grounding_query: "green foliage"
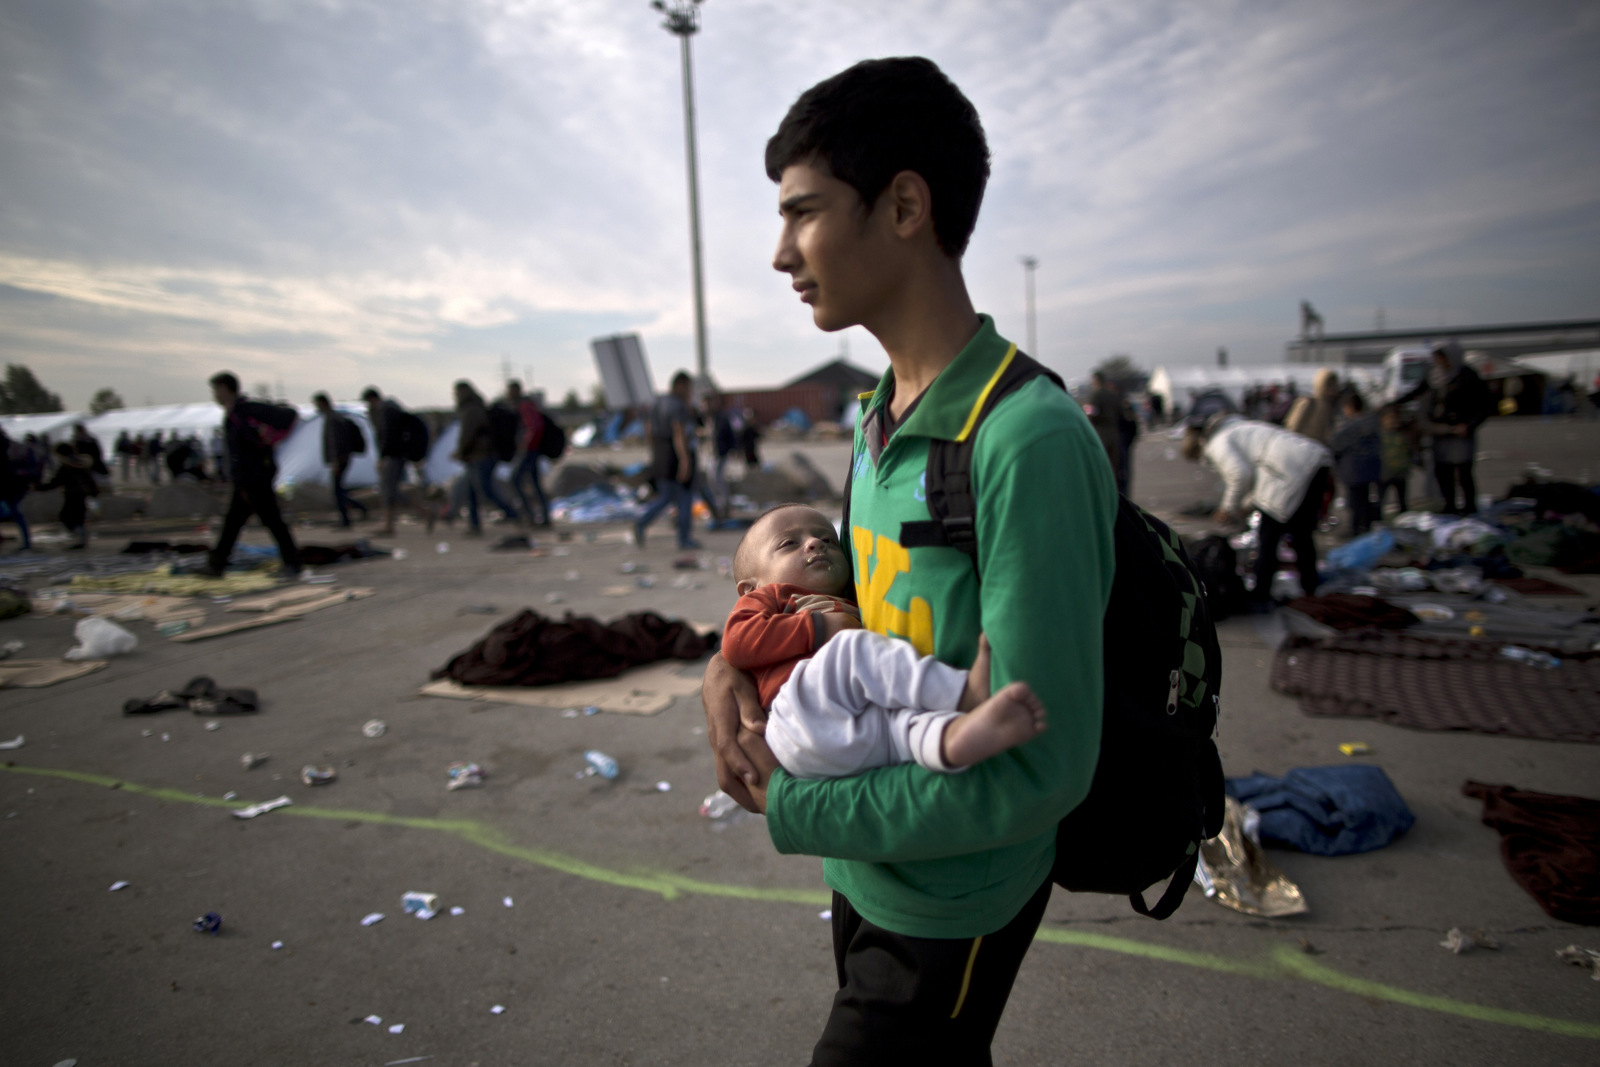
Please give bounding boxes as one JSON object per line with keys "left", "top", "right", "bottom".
{"left": 0, "top": 364, "right": 64, "bottom": 414}
{"left": 562, "top": 389, "right": 583, "bottom": 411}
{"left": 89, "top": 388, "right": 125, "bottom": 415}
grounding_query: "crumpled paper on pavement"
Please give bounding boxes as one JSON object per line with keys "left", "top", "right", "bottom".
{"left": 1194, "top": 796, "right": 1309, "bottom": 917}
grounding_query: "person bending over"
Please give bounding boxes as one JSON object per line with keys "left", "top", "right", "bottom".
{"left": 723, "top": 504, "right": 1045, "bottom": 779}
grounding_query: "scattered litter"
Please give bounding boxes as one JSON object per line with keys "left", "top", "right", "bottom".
{"left": 655, "top": 781, "right": 671, "bottom": 792}
{"left": 232, "top": 796, "right": 292, "bottom": 819}
{"left": 52, "top": 1060, "right": 76, "bottom": 1067}
{"left": 157, "top": 620, "right": 192, "bottom": 637}
{"left": 1557, "top": 944, "right": 1600, "bottom": 980}
{"left": 620, "top": 561, "right": 643, "bottom": 574}
{"left": 402, "top": 891, "right": 439, "bottom": 919}
{"left": 161, "top": 732, "right": 170, "bottom": 742}
{"left": 449, "top": 905, "right": 465, "bottom": 916}
{"left": 560, "top": 707, "right": 579, "bottom": 718}
{"left": 363, "top": 719, "right": 387, "bottom": 738}
{"left": 819, "top": 909, "right": 832, "bottom": 921}
{"left": 388, "top": 1024, "right": 405, "bottom": 1035}
{"left": 222, "top": 791, "right": 238, "bottom": 800}
{"left": 363, "top": 1014, "right": 383, "bottom": 1025}
{"left": 636, "top": 575, "right": 657, "bottom": 589}
{"left": 491, "top": 1004, "right": 506, "bottom": 1014}
{"left": 64, "top": 617, "right": 139, "bottom": 660}
{"left": 1194, "top": 797, "right": 1309, "bottom": 917}
{"left": 582, "top": 750, "right": 619, "bottom": 780}
{"left": 385, "top": 1058, "right": 432, "bottom": 1066}
{"left": 204, "top": 721, "right": 220, "bottom": 731}
{"left": 565, "top": 569, "right": 580, "bottom": 581}
{"left": 301, "top": 765, "right": 337, "bottom": 786}
{"left": 141, "top": 729, "right": 152, "bottom": 737}
{"left": 545, "top": 592, "right": 566, "bottom": 604}
{"left": 583, "top": 705, "right": 600, "bottom": 716}
{"left": 446, "top": 761, "right": 486, "bottom": 790}
{"left": 0, "top": 735, "right": 23, "bottom": 750}
{"left": 1440, "top": 927, "right": 1499, "bottom": 954}
{"left": 436, "top": 542, "right": 450, "bottom": 554}
{"left": 1337, "top": 742, "right": 1371, "bottom": 756}
{"left": 361, "top": 913, "right": 385, "bottom": 927}
{"left": 1500, "top": 645, "right": 1560, "bottom": 669}
{"left": 192, "top": 912, "right": 222, "bottom": 935}
{"left": 271, "top": 940, "right": 284, "bottom": 950}
{"left": 240, "top": 752, "right": 269, "bottom": 769}
{"left": 109, "top": 880, "right": 131, "bottom": 892}
{"left": 502, "top": 896, "right": 513, "bottom": 908}
{"left": 700, "top": 790, "right": 742, "bottom": 820}
{"left": 391, "top": 549, "right": 408, "bottom": 561}
{"left": 457, "top": 604, "right": 499, "bottom": 615}
{"left": 1410, "top": 603, "right": 1455, "bottom": 622}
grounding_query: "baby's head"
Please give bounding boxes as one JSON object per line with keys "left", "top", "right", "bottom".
{"left": 733, "top": 504, "right": 852, "bottom": 598}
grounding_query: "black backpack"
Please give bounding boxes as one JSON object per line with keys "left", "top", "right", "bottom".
{"left": 538, "top": 414, "right": 567, "bottom": 459}
{"left": 397, "top": 410, "right": 430, "bottom": 462}
{"left": 335, "top": 414, "right": 367, "bottom": 456}
{"left": 845, "top": 351, "right": 1225, "bottom": 920}
{"left": 488, "top": 403, "right": 521, "bottom": 462}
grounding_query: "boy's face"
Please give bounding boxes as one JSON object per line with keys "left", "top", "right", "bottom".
{"left": 772, "top": 161, "right": 899, "bottom": 333}
{"left": 736, "top": 506, "right": 851, "bottom": 597}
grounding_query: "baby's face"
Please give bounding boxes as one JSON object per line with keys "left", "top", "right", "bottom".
{"left": 742, "top": 507, "right": 851, "bottom": 596}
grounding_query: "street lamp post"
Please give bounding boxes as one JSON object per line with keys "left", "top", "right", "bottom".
{"left": 652, "top": 0, "right": 710, "bottom": 385}
{"left": 1020, "top": 256, "right": 1038, "bottom": 357}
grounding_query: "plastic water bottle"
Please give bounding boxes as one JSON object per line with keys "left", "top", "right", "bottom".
{"left": 583, "top": 750, "right": 619, "bottom": 780}
{"left": 1499, "top": 646, "right": 1560, "bottom": 669}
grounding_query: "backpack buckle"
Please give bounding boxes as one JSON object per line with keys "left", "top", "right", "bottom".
{"left": 941, "top": 516, "right": 977, "bottom": 555}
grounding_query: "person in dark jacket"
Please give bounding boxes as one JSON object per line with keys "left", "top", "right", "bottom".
{"left": 0, "top": 429, "right": 33, "bottom": 551}
{"left": 38, "top": 442, "right": 98, "bottom": 549}
{"left": 503, "top": 379, "right": 550, "bottom": 527}
{"left": 451, "top": 379, "right": 519, "bottom": 536}
{"left": 1330, "top": 392, "right": 1382, "bottom": 536}
{"left": 314, "top": 393, "right": 369, "bottom": 528}
{"left": 201, "top": 372, "right": 302, "bottom": 578}
{"left": 1411, "top": 340, "right": 1493, "bottom": 515}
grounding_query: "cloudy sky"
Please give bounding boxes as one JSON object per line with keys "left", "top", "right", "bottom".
{"left": 2, "top": 0, "right": 1596, "bottom": 411}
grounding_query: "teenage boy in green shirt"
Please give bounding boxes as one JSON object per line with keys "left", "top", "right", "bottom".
{"left": 702, "top": 56, "right": 1117, "bottom": 1065}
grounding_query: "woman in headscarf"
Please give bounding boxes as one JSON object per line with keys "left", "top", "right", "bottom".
{"left": 1283, "top": 368, "right": 1340, "bottom": 445}
{"left": 1182, "top": 413, "right": 1332, "bottom": 607}
{"left": 1415, "top": 341, "right": 1492, "bottom": 515}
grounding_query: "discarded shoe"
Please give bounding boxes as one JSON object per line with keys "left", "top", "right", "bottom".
{"left": 123, "top": 676, "right": 260, "bottom": 716}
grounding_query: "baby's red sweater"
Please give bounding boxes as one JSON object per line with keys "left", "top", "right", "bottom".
{"left": 722, "top": 583, "right": 859, "bottom": 707}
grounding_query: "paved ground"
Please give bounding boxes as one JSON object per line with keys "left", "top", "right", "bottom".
{"left": 2, "top": 417, "right": 1598, "bottom": 1065}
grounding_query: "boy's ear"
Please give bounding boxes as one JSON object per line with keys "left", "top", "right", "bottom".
{"left": 736, "top": 577, "right": 758, "bottom": 596}
{"left": 884, "top": 170, "right": 933, "bottom": 241}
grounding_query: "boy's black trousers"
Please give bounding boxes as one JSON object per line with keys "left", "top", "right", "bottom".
{"left": 810, "top": 876, "right": 1053, "bottom": 1067}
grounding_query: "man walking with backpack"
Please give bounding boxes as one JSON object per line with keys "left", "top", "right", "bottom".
{"left": 313, "top": 393, "right": 370, "bottom": 528}
{"left": 503, "top": 379, "right": 552, "bottom": 527}
{"left": 701, "top": 58, "right": 1121, "bottom": 1064}
{"left": 201, "top": 372, "right": 302, "bottom": 579}
{"left": 362, "top": 387, "right": 432, "bottom": 536}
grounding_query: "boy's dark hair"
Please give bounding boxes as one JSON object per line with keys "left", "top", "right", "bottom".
{"left": 671, "top": 371, "right": 693, "bottom": 391}
{"left": 1344, "top": 392, "right": 1365, "bottom": 413}
{"left": 312, "top": 392, "right": 331, "bottom": 407}
{"left": 765, "top": 56, "right": 990, "bottom": 258}
{"left": 209, "top": 372, "right": 240, "bottom": 394}
{"left": 361, "top": 387, "right": 381, "bottom": 402}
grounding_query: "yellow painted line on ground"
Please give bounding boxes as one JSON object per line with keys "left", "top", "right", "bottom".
{"left": 6, "top": 763, "right": 1597, "bottom": 1039}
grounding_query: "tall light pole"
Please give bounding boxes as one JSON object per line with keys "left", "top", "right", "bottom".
{"left": 652, "top": 0, "right": 709, "bottom": 385}
{"left": 1020, "top": 256, "right": 1038, "bottom": 357}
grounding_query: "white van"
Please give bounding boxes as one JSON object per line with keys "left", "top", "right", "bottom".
{"left": 1377, "top": 346, "right": 1433, "bottom": 404}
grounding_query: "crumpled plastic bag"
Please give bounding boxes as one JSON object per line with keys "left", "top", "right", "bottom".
{"left": 1194, "top": 796, "right": 1309, "bottom": 917}
{"left": 64, "top": 616, "right": 138, "bottom": 661}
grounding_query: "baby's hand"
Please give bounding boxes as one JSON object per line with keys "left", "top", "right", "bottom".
{"left": 814, "top": 611, "right": 863, "bottom": 644}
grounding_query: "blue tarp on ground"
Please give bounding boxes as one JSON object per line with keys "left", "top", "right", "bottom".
{"left": 1226, "top": 765, "right": 1416, "bottom": 856}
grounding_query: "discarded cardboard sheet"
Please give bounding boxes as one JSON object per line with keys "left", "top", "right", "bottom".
{"left": 418, "top": 659, "right": 704, "bottom": 715}
{"left": 170, "top": 588, "right": 374, "bottom": 643}
{"left": 33, "top": 593, "right": 207, "bottom": 626}
{"left": 70, "top": 566, "right": 280, "bottom": 596}
{"left": 226, "top": 585, "right": 361, "bottom": 613}
{"left": 0, "top": 658, "right": 109, "bottom": 689}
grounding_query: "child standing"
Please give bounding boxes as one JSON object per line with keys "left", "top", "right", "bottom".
{"left": 1378, "top": 403, "right": 1414, "bottom": 516}
{"left": 38, "top": 442, "right": 98, "bottom": 549}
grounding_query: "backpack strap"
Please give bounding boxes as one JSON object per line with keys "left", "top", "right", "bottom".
{"left": 899, "top": 347, "right": 1063, "bottom": 570}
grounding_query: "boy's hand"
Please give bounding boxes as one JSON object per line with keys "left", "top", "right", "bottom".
{"left": 814, "top": 611, "right": 862, "bottom": 644}
{"left": 702, "top": 653, "right": 769, "bottom": 813}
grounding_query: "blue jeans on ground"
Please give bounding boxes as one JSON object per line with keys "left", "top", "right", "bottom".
{"left": 636, "top": 479, "right": 694, "bottom": 548}
{"left": 465, "top": 457, "right": 519, "bottom": 531}
{"left": 509, "top": 452, "right": 549, "bottom": 524}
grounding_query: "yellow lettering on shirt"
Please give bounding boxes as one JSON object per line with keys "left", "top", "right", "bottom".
{"left": 852, "top": 526, "right": 935, "bottom": 656}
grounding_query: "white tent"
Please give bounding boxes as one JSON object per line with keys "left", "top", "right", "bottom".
{"left": 1147, "top": 363, "right": 1379, "bottom": 415}
{"left": 272, "top": 405, "right": 379, "bottom": 490}
{"left": 0, "top": 411, "right": 84, "bottom": 442}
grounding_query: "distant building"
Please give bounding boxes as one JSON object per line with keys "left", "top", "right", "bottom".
{"left": 1286, "top": 318, "right": 1600, "bottom": 364}
{"left": 720, "top": 357, "right": 882, "bottom": 427}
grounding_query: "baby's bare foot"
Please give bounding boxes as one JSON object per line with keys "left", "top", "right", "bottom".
{"left": 958, "top": 634, "right": 993, "bottom": 712}
{"left": 942, "top": 681, "right": 1047, "bottom": 768}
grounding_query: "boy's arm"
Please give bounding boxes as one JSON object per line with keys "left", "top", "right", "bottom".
{"left": 722, "top": 588, "right": 817, "bottom": 672}
{"left": 765, "top": 418, "right": 1116, "bottom": 862}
